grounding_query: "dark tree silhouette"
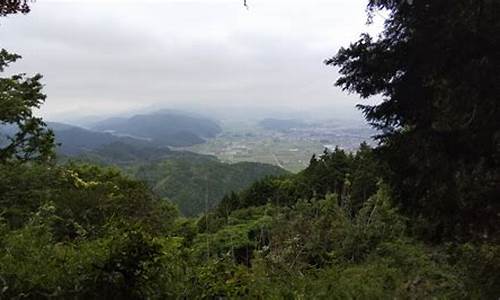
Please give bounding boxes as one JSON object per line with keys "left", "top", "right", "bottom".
{"left": 0, "top": 0, "right": 31, "bottom": 16}
{"left": 327, "top": 0, "right": 500, "bottom": 241}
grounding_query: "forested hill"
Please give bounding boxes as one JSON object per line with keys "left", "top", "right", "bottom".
{"left": 65, "top": 142, "right": 289, "bottom": 216}
{"left": 91, "top": 111, "right": 222, "bottom": 147}
{"left": 134, "top": 158, "right": 289, "bottom": 216}
{"left": 46, "top": 111, "right": 222, "bottom": 154}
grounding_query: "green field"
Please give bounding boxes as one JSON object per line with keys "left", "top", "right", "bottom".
{"left": 177, "top": 121, "right": 371, "bottom": 173}
{"left": 184, "top": 134, "right": 322, "bottom": 173}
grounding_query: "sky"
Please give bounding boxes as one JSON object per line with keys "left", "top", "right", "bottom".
{"left": 0, "top": 0, "right": 384, "bottom": 122}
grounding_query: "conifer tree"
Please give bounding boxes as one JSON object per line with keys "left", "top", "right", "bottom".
{"left": 327, "top": 0, "right": 500, "bottom": 240}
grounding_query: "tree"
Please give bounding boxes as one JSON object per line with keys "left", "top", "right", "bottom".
{"left": 350, "top": 143, "right": 382, "bottom": 212}
{"left": 0, "top": 1, "right": 55, "bottom": 162}
{"left": 0, "top": 0, "right": 30, "bottom": 16}
{"left": 327, "top": 0, "right": 500, "bottom": 240}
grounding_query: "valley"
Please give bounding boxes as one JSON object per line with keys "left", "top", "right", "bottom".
{"left": 179, "top": 119, "right": 376, "bottom": 173}
{"left": 46, "top": 110, "right": 373, "bottom": 214}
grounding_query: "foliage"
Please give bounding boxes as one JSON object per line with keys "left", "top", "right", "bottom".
{"left": 218, "top": 145, "right": 383, "bottom": 214}
{"left": 133, "top": 156, "right": 289, "bottom": 216}
{"left": 62, "top": 142, "right": 289, "bottom": 217}
{"left": 0, "top": 163, "right": 177, "bottom": 236}
{"left": 0, "top": 162, "right": 182, "bottom": 299}
{"left": 183, "top": 186, "right": 469, "bottom": 299}
{"left": 0, "top": 49, "right": 55, "bottom": 163}
{"left": 0, "top": 1, "right": 55, "bottom": 163}
{"left": 0, "top": 155, "right": 497, "bottom": 298}
{"left": 327, "top": 0, "right": 500, "bottom": 241}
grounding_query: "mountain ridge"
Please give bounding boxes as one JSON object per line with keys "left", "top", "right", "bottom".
{"left": 91, "top": 111, "right": 222, "bottom": 147}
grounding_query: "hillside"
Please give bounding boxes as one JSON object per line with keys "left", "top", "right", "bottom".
{"left": 91, "top": 112, "right": 222, "bottom": 147}
{"left": 66, "top": 142, "right": 289, "bottom": 216}
{"left": 134, "top": 158, "right": 289, "bottom": 216}
{"left": 2, "top": 145, "right": 497, "bottom": 298}
{"left": 66, "top": 141, "right": 192, "bottom": 165}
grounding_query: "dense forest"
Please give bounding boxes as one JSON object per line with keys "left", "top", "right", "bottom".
{"left": 1, "top": 0, "right": 499, "bottom": 299}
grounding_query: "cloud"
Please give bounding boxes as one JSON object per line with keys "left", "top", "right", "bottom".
{"left": 0, "top": 0, "right": 383, "bottom": 120}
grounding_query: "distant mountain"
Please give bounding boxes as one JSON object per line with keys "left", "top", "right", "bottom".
{"left": 48, "top": 122, "right": 149, "bottom": 156}
{"left": 91, "top": 112, "right": 222, "bottom": 147}
{"left": 258, "top": 118, "right": 309, "bottom": 131}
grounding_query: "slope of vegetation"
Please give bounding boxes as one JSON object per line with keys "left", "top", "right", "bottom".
{"left": 0, "top": 163, "right": 180, "bottom": 299}
{"left": 67, "top": 142, "right": 289, "bottom": 216}
{"left": 134, "top": 158, "right": 289, "bottom": 216}
{"left": 1, "top": 148, "right": 499, "bottom": 298}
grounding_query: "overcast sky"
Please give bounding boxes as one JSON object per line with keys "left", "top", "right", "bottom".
{"left": 0, "top": 0, "right": 383, "bottom": 121}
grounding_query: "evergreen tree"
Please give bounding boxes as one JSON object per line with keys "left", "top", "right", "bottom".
{"left": 327, "top": 0, "right": 500, "bottom": 240}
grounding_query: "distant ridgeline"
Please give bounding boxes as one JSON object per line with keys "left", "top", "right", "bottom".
{"left": 91, "top": 111, "right": 222, "bottom": 147}
{"left": 60, "top": 111, "right": 221, "bottom": 153}
{"left": 2, "top": 111, "right": 222, "bottom": 155}
{"left": 47, "top": 122, "right": 151, "bottom": 156}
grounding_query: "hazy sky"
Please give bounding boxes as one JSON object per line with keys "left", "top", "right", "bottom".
{"left": 0, "top": 0, "right": 383, "bottom": 121}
